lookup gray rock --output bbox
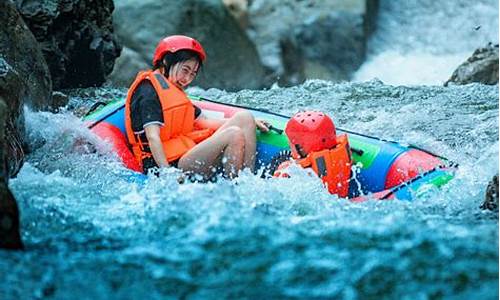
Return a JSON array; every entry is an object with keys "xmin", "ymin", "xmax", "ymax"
[
  {"xmin": 481, "ymin": 174, "xmax": 499, "ymax": 213},
  {"xmin": 223, "ymin": 0, "xmax": 249, "ymax": 29},
  {"xmin": 0, "ymin": 1, "xmax": 53, "ymax": 177},
  {"xmin": 0, "ymin": 58, "xmax": 26, "ymax": 178},
  {"xmin": 295, "ymin": 11, "xmax": 366, "ymax": 82},
  {"xmin": 248, "ymin": 0, "xmax": 378, "ymax": 86},
  {"xmin": 51, "ymin": 91, "xmax": 69, "ymax": 112},
  {"xmin": 445, "ymin": 43, "xmax": 499, "ymax": 86},
  {"xmin": 0, "ymin": 97, "xmax": 23, "ymax": 250},
  {"xmin": 109, "ymin": 0, "xmax": 266, "ymax": 91},
  {"xmin": 107, "ymin": 46, "xmax": 149, "ymax": 88},
  {"xmin": 14, "ymin": 0, "xmax": 122, "ymax": 90},
  {"xmin": 0, "ymin": 0, "xmax": 52, "ymax": 110}
]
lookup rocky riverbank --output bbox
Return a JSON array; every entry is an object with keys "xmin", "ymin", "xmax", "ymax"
[{"xmin": 0, "ymin": 0, "xmax": 118, "ymax": 249}]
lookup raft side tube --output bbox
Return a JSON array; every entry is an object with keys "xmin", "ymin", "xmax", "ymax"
[
  {"xmin": 346, "ymin": 134, "xmax": 408, "ymax": 196},
  {"xmin": 384, "ymin": 149, "xmax": 443, "ymax": 189},
  {"xmin": 86, "ymin": 121, "xmax": 141, "ymax": 172}
]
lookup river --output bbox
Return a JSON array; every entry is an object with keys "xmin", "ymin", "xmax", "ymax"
[{"xmin": 2, "ymin": 0, "xmax": 499, "ymax": 299}]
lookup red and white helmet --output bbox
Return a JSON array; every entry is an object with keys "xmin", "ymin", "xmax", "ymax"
[{"xmin": 152, "ymin": 35, "xmax": 206, "ymax": 66}]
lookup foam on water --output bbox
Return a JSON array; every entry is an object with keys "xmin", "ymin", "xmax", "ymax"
[
  {"xmin": 2, "ymin": 1, "xmax": 499, "ymax": 297},
  {"xmin": 3, "ymin": 80, "xmax": 498, "ymax": 299},
  {"xmin": 353, "ymin": 51, "xmax": 470, "ymax": 85}
]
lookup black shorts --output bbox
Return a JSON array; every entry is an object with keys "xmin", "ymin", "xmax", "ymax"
[{"xmin": 142, "ymin": 157, "xmax": 179, "ymax": 175}]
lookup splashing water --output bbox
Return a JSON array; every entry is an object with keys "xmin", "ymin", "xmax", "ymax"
[
  {"xmin": 2, "ymin": 1, "xmax": 499, "ymax": 298},
  {"xmin": 3, "ymin": 79, "xmax": 498, "ymax": 299}
]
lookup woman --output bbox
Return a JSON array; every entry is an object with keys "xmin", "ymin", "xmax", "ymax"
[{"xmin": 125, "ymin": 35, "xmax": 269, "ymax": 179}]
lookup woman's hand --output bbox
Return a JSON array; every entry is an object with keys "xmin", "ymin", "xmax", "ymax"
[{"xmin": 256, "ymin": 119, "xmax": 270, "ymax": 132}]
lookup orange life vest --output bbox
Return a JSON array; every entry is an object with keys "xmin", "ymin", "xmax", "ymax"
[
  {"xmin": 124, "ymin": 70, "xmax": 213, "ymax": 168},
  {"xmin": 276, "ymin": 134, "xmax": 352, "ymax": 198}
]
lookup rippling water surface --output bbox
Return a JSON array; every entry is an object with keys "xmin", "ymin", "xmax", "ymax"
[
  {"xmin": 2, "ymin": 0, "xmax": 500, "ymax": 298},
  {"xmin": 3, "ymin": 80, "xmax": 498, "ymax": 299}
]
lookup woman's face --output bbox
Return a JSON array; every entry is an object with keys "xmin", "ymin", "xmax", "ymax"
[{"xmin": 168, "ymin": 58, "xmax": 200, "ymax": 89}]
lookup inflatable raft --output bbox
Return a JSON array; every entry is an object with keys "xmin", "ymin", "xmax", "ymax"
[{"xmin": 83, "ymin": 97, "xmax": 457, "ymax": 201}]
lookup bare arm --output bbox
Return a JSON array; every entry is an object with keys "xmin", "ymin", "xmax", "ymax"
[{"xmin": 144, "ymin": 124, "xmax": 169, "ymax": 168}]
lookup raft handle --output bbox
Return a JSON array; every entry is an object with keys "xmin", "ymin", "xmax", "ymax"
[
  {"xmin": 268, "ymin": 125, "xmax": 284, "ymax": 135},
  {"xmin": 350, "ymin": 147, "xmax": 364, "ymax": 156},
  {"xmin": 84, "ymin": 101, "xmax": 107, "ymax": 117}
]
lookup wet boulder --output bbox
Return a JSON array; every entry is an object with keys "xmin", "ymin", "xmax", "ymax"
[
  {"xmin": 0, "ymin": 1, "xmax": 56, "ymax": 249},
  {"xmin": 51, "ymin": 91, "xmax": 70, "ymax": 112},
  {"xmin": 248, "ymin": 0, "xmax": 379, "ymax": 86},
  {"xmin": 445, "ymin": 43, "xmax": 499, "ymax": 86},
  {"xmin": 0, "ymin": 0, "xmax": 53, "ymax": 176},
  {"xmin": 0, "ymin": 1, "xmax": 52, "ymax": 111},
  {"xmin": 0, "ymin": 58, "xmax": 26, "ymax": 177},
  {"xmin": 0, "ymin": 98, "xmax": 23, "ymax": 250},
  {"xmin": 14, "ymin": 0, "xmax": 122, "ymax": 90},
  {"xmin": 223, "ymin": 0, "xmax": 249, "ymax": 29},
  {"xmin": 104, "ymin": 46, "xmax": 148, "ymax": 88},
  {"xmin": 481, "ymin": 174, "xmax": 499, "ymax": 213},
  {"xmin": 108, "ymin": 0, "xmax": 266, "ymax": 91},
  {"xmin": 294, "ymin": 11, "xmax": 366, "ymax": 82}
]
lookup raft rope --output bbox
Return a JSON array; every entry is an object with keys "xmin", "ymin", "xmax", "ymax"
[
  {"xmin": 195, "ymin": 98, "xmax": 461, "ymax": 197},
  {"xmin": 84, "ymin": 96, "xmax": 457, "ymax": 167},
  {"xmin": 84, "ymin": 101, "xmax": 107, "ymax": 118},
  {"xmin": 379, "ymin": 162, "xmax": 457, "ymax": 200}
]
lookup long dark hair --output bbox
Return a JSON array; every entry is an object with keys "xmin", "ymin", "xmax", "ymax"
[{"xmin": 153, "ymin": 50, "xmax": 203, "ymax": 75}]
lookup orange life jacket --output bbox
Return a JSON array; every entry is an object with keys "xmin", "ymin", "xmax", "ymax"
[
  {"xmin": 276, "ymin": 134, "xmax": 352, "ymax": 198},
  {"xmin": 124, "ymin": 70, "xmax": 213, "ymax": 168}
]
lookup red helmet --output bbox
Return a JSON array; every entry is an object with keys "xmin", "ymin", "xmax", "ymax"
[
  {"xmin": 152, "ymin": 35, "xmax": 206, "ymax": 66},
  {"xmin": 285, "ymin": 111, "xmax": 337, "ymax": 158}
]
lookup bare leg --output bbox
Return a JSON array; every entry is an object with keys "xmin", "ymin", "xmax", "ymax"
[
  {"xmin": 178, "ymin": 126, "xmax": 246, "ymax": 179},
  {"xmin": 218, "ymin": 111, "xmax": 257, "ymax": 171},
  {"xmin": 178, "ymin": 110, "xmax": 257, "ymax": 179}
]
